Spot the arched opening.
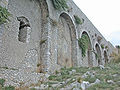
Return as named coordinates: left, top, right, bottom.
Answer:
left=17, top=16, right=31, bottom=43
left=81, top=31, right=93, bottom=67
left=57, top=13, right=77, bottom=67
left=104, top=51, right=108, bottom=64
left=95, top=44, right=102, bottom=65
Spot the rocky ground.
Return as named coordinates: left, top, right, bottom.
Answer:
left=0, top=61, right=120, bottom=90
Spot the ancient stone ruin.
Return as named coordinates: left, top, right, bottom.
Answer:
left=0, top=0, right=115, bottom=86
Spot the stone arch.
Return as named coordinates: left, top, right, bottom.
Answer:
left=17, top=16, right=31, bottom=43
left=80, top=30, right=91, bottom=39
left=104, top=50, right=108, bottom=64
left=80, top=31, right=93, bottom=67
left=57, top=12, right=77, bottom=67
left=95, top=43, right=102, bottom=65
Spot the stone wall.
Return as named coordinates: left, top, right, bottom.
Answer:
left=0, top=0, right=42, bottom=71
left=0, top=0, right=115, bottom=74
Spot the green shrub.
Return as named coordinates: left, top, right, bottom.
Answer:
left=2, top=85, right=15, bottom=90
left=48, top=75, right=57, bottom=80
left=74, top=15, right=84, bottom=24
left=55, top=76, right=63, bottom=82
left=61, top=70, right=69, bottom=75
left=30, top=88, right=36, bottom=90
left=84, top=75, right=96, bottom=83
left=55, top=70, right=59, bottom=74
left=51, top=0, right=68, bottom=10
left=101, top=44, right=104, bottom=49
left=78, top=34, right=89, bottom=57
left=104, top=75, right=113, bottom=80
left=0, top=79, right=5, bottom=87
left=95, top=82, right=115, bottom=89
left=0, top=5, right=11, bottom=25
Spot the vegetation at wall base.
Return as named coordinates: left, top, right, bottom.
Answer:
left=74, top=15, right=84, bottom=24
left=0, top=6, right=11, bottom=25
left=2, top=85, right=15, bottom=90
left=47, top=61, right=120, bottom=89
left=51, top=0, right=68, bottom=10
left=0, top=79, right=5, bottom=87
left=0, top=79, right=15, bottom=90
left=78, top=34, right=89, bottom=57
left=1, top=58, right=120, bottom=89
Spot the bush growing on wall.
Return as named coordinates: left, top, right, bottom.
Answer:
left=78, top=34, right=89, bottom=57
left=51, top=0, right=68, bottom=10
left=101, top=44, right=104, bottom=49
left=74, top=15, right=84, bottom=25
left=0, top=6, right=11, bottom=25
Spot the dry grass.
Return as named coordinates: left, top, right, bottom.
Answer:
left=15, top=86, right=29, bottom=90
left=111, top=52, right=120, bottom=63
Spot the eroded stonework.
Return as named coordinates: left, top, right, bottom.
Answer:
left=0, top=0, right=115, bottom=86
left=57, top=16, right=72, bottom=67
left=24, top=49, right=38, bottom=69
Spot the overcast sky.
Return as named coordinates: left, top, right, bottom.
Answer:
left=73, top=0, right=120, bottom=46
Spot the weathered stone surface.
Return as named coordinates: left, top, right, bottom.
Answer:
left=57, top=16, right=72, bottom=67
left=0, top=68, right=47, bottom=87
left=81, top=81, right=90, bottom=90
left=99, top=65, right=105, bottom=70
left=107, top=80, right=115, bottom=84
left=0, top=0, right=115, bottom=87
left=24, top=49, right=38, bottom=69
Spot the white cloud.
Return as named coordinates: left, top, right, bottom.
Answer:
left=73, top=0, right=120, bottom=45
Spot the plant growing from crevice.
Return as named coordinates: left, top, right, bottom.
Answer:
left=50, top=18, right=58, bottom=26
left=0, top=66, right=18, bottom=70
left=101, top=44, right=104, bottom=49
left=37, top=63, right=41, bottom=67
left=67, top=7, right=73, bottom=12
left=40, top=39, right=47, bottom=45
left=78, top=34, right=89, bottom=57
left=51, top=0, right=68, bottom=10
left=74, top=15, right=84, bottom=25
left=105, top=46, right=108, bottom=49
left=0, top=66, right=8, bottom=69
left=0, top=5, right=11, bottom=25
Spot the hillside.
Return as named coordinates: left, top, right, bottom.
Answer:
left=0, top=56, right=120, bottom=90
